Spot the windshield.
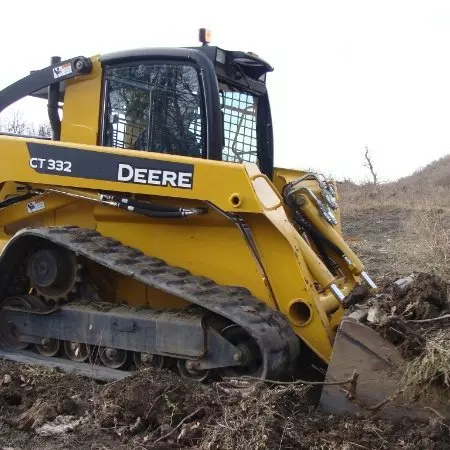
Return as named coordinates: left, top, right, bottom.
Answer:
left=219, top=82, right=258, bottom=164
left=103, top=63, right=204, bottom=158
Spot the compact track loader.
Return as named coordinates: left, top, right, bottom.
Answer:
left=0, top=31, right=444, bottom=418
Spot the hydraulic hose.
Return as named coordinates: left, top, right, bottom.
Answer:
left=0, top=193, right=34, bottom=209
left=307, top=228, right=340, bottom=275
left=107, top=195, right=183, bottom=213
left=114, top=203, right=188, bottom=218
left=294, top=212, right=345, bottom=258
left=108, top=200, right=207, bottom=218
left=99, top=194, right=207, bottom=217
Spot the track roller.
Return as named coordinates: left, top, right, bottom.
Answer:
left=99, top=347, right=129, bottom=369
left=36, top=338, right=61, bottom=357
left=0, top=296, right=33, bottom=350
left=177, top=359, right=210, bottom=382
left=64, top=341, right=90, bottom=362
left=134, top=352, right=165, bottom=370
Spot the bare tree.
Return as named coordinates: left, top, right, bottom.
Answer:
left=34, top=122, right=52, bottom=138
left=363, top=145, right=378, bottom=185
left=2, top=111, right=27, bottom=134
left=0, top=111, right=52, bottom=138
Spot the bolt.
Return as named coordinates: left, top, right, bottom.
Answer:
left=233, top=352, right=242, bottom=362
left=185, top=361, right=195, bottom=371
left=39, top=262, right=49, bottom=275
left=141, top=353, right=154, bottom=364
left=105, top=348, right=117, bottom=358
left=295, top=195, right=306, bottom=206
left=74, top=60, right=84, bottom=70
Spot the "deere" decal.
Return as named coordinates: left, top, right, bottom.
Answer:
left=117, top=164, right=192, bottom=188
left=27, top=143, right=194, bottom=189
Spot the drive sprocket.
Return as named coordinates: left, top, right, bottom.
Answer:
left=26, top=247, right=80, bottom=303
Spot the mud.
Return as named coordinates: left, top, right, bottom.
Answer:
left=0, top=360, right=449, bottom=449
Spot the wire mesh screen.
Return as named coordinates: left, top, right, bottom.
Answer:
left=109, top=114, right=145, bottom=150
left=188, top=109, right=202, bottom=147
left=221, top=92, right=258, bottom=163
left=104, top=63, right=203, bottom=158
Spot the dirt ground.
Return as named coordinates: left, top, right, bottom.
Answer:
left=1, top=164, right=450, bottom=449
left=0, top=359, right=449, bottom=450
left=341, top=206, right=450, bottom=283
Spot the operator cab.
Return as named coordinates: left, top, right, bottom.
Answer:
left=0, top=29, right=275, bottom=178
left=99, top=29, right=274, bottom=177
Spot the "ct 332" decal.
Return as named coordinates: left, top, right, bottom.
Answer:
left=29, top=157, right=72, bottom=173
left=26, top=143, right=194, bottom=189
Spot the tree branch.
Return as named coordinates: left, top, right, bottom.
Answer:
left=407, top=314, right=450, bottom=323
left=153, top=407, right=203, bottom=444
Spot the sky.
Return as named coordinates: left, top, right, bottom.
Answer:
left=1, top=0, right=450, bottom=182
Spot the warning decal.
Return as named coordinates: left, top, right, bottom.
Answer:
left=27, top=200, right=45, bottom=214
left=53, top=63, right=72, bottom=79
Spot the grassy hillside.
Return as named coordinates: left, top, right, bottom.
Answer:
left=338, top=154, right=450, bottom=282
left=338, top=154, right=450, bottom=212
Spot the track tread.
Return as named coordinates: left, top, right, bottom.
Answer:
left=5, top=226, right=300, bottom=379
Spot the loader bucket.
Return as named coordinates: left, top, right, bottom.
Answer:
left=319, top=318, right=450, bottom=419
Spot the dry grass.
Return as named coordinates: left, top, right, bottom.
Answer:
left=402, top=330, right=450, bottom=389
left=199, top=385, right=309, bottom=450
left=338, top=154, right=450, bottom=214
left=405, top=209, right=450, bottom=280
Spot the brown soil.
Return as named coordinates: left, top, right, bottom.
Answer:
left=0, top=361, right=449, bottom=450
left=345, top=208, right=449, bottom=279
left=348, top=272, right=449, bottom=359
left=396, top=273, right=448, bottom=319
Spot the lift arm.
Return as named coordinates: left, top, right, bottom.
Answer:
left=0, top=56, right=92, bottom=114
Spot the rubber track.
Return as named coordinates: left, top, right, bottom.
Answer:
left=0, top=345, right=131, bottom=382
left=5, top=226, right=300, bottom=379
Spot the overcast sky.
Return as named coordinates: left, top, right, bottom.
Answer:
left=1, top=0, right=450, bottom=182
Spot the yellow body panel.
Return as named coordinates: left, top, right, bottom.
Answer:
left=61, top=57, right=103, bottom=145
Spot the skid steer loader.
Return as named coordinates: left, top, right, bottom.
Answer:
left=0, top=30, right=446, bottom=419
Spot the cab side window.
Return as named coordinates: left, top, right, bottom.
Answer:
left=103, top=63, right=204, bottom=158
left=220, top=87, right=258, bottom=164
